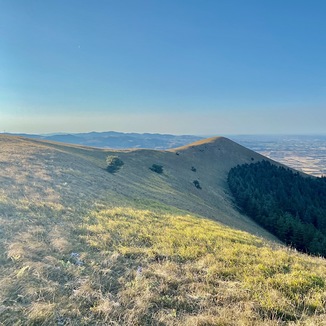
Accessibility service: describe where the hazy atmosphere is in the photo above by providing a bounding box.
[1,1,326,134]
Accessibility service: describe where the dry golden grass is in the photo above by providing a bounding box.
[1,135,326,325]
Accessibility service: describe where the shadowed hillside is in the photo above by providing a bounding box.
[8,135,277,238]
[1,135,326,325]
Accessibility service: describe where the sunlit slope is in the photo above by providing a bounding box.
[23,135,277,238]
[1,135,326,325]
[113,136,276,237]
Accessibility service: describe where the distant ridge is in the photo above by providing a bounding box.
[2,131,203,149]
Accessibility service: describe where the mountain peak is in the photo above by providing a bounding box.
[172,136,231,150]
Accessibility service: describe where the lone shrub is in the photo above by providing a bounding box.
[193,180,202,189]
[106,156,124,173]
[191,166,197,172]
[149,164,163,174]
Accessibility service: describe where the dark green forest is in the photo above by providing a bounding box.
[228,160,326,256]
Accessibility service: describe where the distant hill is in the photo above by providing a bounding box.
[1,134,326,325]
[4,134,276,236]
[3,131,204,149]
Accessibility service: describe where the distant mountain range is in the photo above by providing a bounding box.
[3,131,204,149]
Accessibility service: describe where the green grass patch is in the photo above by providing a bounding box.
[2,203,326,325]
[77,206,326,325]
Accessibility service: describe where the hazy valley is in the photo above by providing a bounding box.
[231,135,326,178]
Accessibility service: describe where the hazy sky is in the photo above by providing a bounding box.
[1,1,326,135]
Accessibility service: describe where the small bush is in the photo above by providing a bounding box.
[191,166,197,172]
[106,156,124,173]
[193,180,201,189]
[149,164,163,174]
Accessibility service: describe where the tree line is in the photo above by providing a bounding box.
[228,160,326,256]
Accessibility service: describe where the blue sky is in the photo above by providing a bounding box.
[1,0,325,135]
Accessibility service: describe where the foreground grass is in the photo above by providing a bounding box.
[78,206,326,325]
[3,202,325,325]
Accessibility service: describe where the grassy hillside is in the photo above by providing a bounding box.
[1,135,326,325]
